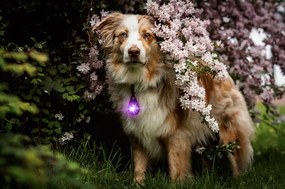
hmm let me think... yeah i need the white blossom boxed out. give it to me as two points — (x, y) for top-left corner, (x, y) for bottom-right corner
(55, 112), (64, 120)
(77, 63), (90, 74)
(195, 146), (206, 154)
(59, 132), (74, 145)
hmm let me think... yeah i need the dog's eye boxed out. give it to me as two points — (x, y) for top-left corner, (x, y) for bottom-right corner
(143, 33), (152, 41)
(119, 32), (128, 40)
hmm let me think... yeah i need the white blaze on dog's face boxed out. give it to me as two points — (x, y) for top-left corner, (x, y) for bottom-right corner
(112, 15), (156, 65)
(119, 15), (146, 64)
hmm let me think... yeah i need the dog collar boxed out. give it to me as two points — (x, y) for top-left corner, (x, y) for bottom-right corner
(127, 84), (140, 116)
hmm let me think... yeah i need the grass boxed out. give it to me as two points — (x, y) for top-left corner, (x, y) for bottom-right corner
(59, 105), (285, 189)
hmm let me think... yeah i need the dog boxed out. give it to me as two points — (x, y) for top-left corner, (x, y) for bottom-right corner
(95, 12), (255, 183)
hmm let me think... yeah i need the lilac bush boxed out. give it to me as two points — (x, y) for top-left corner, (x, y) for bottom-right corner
(196, 0), (285, 107)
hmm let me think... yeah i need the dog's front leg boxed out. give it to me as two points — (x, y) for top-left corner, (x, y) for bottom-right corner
(131, 139), (148, 184)
(166, 130), (191, 182)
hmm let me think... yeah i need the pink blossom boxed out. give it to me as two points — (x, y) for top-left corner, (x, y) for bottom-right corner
(100, 10), (109, 18)
(89, 15), (100, 27)
(77, 63), (90, 74)
(90, 11), (110, 28)
(90, 72), (98, 81)
(259, 87), (274, 103)
(89, 46), (99, 58)
(205, 115), (219, 133)
(90, 60), (103, 69)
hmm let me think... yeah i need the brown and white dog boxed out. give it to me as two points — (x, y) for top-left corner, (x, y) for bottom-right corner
(95, 13), (255, 183)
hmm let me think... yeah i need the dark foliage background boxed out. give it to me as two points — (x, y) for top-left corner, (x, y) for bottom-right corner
(0, 0), (118, 143)
(0, 0), (132, 186)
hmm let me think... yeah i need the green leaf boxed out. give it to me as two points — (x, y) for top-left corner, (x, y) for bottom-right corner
(62, 93), (69, 99)
(54, 121), (60, 128)
(42, 77), (54, 93)
(41, 118), (49, 124)
(42, 109), (49, 115)
(32, 117), (40, 122)
(0, 56), (5, 69)
(37, 67), (43, 72)
(54, 82), (65, 93)
(54, 128), (62, 134)
(31, 78), (43, 85)
(52, 137), (58, 142)
(68, 91), (76, 95)
(3, 63), (37, 76)
(19, 102), (38, 114)
(36, 89), (42, 95)
(4, 52), (28, 61)
(37, 73), (45, 77)
(79, 104), (84, 111)
(58, 64), (68, 74)
(47, 122), (54, 128)
(47, 67), (57, 76)
(34, 41), (46, 49)
(31, 128), (39, 133)
(29, 50), (49, 64)
(66, 86), (74, 92)
(66, 95), (80, 102)
(41, 128), (49, 133)
(32, 96), (40, 103)
(23, 95), (32, 101)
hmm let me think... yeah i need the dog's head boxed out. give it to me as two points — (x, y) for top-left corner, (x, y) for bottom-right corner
(94, 13), (159, 66)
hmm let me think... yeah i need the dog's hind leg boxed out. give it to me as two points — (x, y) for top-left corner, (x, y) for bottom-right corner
(227, 133), (253, 176)
(232, 110), (254, 174)
(235, 131), (254, 173)
(219, 123), (240, 176)
(227, 153), (239, 176)
(219, 113), (254, 176)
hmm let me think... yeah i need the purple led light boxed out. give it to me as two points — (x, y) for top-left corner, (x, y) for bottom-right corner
(127, 96), (140, 116)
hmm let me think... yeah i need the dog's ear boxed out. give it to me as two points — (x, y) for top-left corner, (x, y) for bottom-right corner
(143, 15), (155, 24)
(93, 12), (124, 49)
(138, 15), (155, 26)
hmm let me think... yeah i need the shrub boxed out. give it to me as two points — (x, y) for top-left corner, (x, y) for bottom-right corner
(0, 133), (87, 189)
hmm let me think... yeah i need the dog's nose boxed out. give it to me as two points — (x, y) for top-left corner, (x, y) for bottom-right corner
(128, 47), (140, 58)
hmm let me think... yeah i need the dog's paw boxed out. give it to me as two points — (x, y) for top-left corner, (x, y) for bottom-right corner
(134, 175), (145, 186)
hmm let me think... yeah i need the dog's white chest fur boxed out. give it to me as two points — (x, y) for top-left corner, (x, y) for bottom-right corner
(121, 90), (170, 158)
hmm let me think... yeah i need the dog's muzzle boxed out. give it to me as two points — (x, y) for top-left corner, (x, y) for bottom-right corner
(128, 46), (140, 58)
(127, 46), (144, 64)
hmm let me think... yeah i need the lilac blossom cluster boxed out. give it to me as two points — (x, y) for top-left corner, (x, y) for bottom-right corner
(59, 132), (74, 145)
(146, 0), (228, 132)
(78, 44), (104, 101)
(197, 0), (285, 107)
(77, 12), (109, 101)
